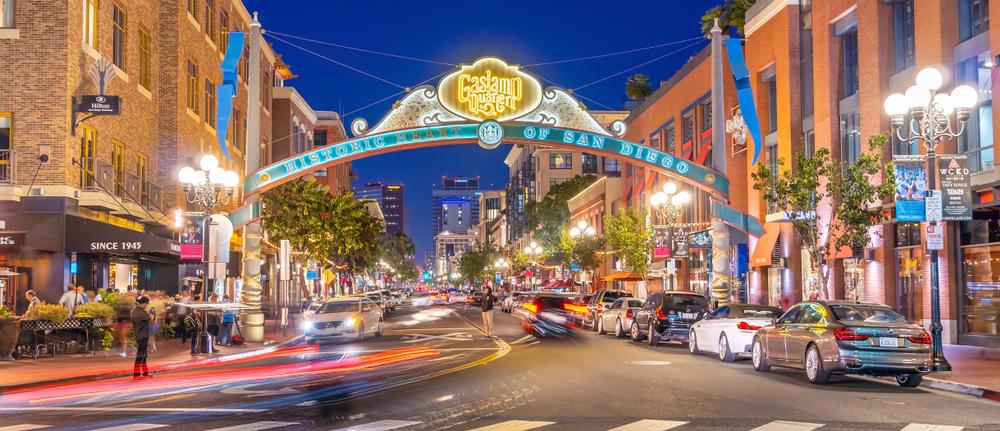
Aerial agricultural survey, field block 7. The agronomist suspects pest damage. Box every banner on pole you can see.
[652,226,671,259]
[938,154,972,221]
[893,155,928,222]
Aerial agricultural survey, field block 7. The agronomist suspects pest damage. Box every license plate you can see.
[681,312,697,320]
[878,337,900,348]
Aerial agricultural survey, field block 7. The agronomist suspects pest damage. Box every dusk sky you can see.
[243,0,722,261]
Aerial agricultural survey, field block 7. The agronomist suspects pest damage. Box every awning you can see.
[599,272,645,282]
[65,215,179,255]
[750,223,781,267]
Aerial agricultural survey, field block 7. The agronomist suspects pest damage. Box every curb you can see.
[923,376,1000,402]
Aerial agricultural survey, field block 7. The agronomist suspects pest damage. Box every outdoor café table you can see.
[17,317,110,358]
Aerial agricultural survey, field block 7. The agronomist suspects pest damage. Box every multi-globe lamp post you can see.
[524,242,543,291]
[649,181,691,290]
[177,154,240,353]
[493,257,510,289]
[569,220,596,292]
[883,67,978,372]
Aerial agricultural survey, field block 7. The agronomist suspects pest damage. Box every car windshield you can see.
[318,302,359,314]
[602,291,628,302]
[830,304,909,324]
[733,306,783,319]
[627,300,643,308]
[665,294,709,307]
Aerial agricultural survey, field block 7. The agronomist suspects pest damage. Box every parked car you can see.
[516,293,578,338]
[751,301,932,386]
[302,297,383,342]
[584,289,631,331]
[501,291,531,313]
[630,291,709,346]
[365,292,395,312]
[596,297,644,337]
[689,304,783,361]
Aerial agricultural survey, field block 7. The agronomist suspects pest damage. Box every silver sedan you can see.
[596,297,644,337]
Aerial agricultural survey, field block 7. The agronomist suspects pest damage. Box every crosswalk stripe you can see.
[607,419,689,431]
[329,420,423,431]
[900,425,964,431]
[464,420,555,431]
[750,421,824,431]
[0,425,52,431]
[88,425,168,431]
[204,421,298,431]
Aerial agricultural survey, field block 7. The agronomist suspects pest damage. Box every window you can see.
[892,115,919,155]
[957,52,995,171]
[204,79,216,126]
[218,9,228,52]
[0,0,14,28]
[80,124,96,189]
[239,42,249,81]
[664,125,675,153]
[186,60,199,114]
[682,113,694,143]
[138,28,151,90]
[799,0,814,118]
[137,152,147,203]
[649,132,660,152]
[603,157,620,173]
[314,130,327,146]
[798,304,825,324]
[700,100,712,132]
[187,0,197,21]
[765,77,778,133]
[959,0,990,41]
[0,113,8,183]
[582,153,598,174]
[549,153,572,169]
[803,129,815,157]
[262,71,271,105]
[84,0,98,48]
[549,178,567,187]
[232,107,241,150]
[204,0,214,40]
[841,28,859,98]
[112,5,126,70]
[840,111,861,165]
[892,0,915,72]
[112,140,125,197]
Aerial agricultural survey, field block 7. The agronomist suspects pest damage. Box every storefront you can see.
[895,222,925,323]
[959,218,1000,348]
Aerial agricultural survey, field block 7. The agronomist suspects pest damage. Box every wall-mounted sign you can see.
[893,155,928,222]
[0,231,25,249]
[926,223,945,251]
[726,107,747,155]
[438,57,542,122]
[78,95,120,115]
[938,154,972,221]
[689,230,713,248]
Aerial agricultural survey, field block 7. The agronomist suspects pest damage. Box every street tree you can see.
[457,242,498,285]
[526,174,598,250]
[326,192,385,280]
[751,134,894,299]
[260,178,338,260]
[604,207,652,276]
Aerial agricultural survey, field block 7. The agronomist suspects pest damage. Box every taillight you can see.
[523,301,539,314]
[564,303,588,314]
[597,304,604,312]
[625,309,633,319]
[908,331,932,344]
[833,328,870,341]
[656,308,667,320]
[736,321,761,331]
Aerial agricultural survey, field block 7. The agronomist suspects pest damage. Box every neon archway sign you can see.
[230,58,738,230]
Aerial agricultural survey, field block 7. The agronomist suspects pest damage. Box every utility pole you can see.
[710,18,733,307]
[241,12,265,342]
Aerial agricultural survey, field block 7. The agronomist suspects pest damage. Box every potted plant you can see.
[31,303,70,327]
[0,306,17,361]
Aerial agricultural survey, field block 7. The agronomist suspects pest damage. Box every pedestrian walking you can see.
[183,311,200,354]
[113,296,133,357]
[148,303,159,353]
[217,296,234,346]
[481,285,497,338]
[130,296,152,379]
[177,290,191,345]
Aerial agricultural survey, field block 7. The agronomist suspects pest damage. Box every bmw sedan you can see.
[751,301,932,387]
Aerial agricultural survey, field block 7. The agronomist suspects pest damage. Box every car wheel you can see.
[805,344,830,384]
[630,321,643,342]
[752,337,770,372]
[718,334,736,362]
[896,373,922,388]
[375,319,383,338]
[591,315,600,332]
[358,323,366,341]
[597,318,606,335]
[689,330,700,355]
[615,319,626,338]
[647,320,659,346]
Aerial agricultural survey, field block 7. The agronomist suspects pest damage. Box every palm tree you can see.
[625,74,653,104]
[701,0,757,37]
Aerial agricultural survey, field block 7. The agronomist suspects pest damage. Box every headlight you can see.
[302,321,314,331]
[345,316,358,327]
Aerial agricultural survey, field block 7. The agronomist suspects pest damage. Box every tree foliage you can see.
[625,74,653,104]
[526,174,598,250]
[457,242,498,285]
[604,207,651,276]
[377,232,418,282]
[701,0,756,36]
[751,134,894,299]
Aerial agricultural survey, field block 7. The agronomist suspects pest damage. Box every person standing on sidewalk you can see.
[481,285,497,338]
[217,297,234,346]
[130,296,152,379]
[183,310,200,355]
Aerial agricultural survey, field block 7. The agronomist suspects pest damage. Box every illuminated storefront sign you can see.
[438,57,542,122]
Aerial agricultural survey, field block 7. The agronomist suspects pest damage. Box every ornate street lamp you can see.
[524,241,543,291]
[649,181,691,291]
[178,154,239,354]
[883,67,978,372]
[568,220,596,293]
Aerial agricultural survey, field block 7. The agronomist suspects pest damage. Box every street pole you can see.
[926,147,951,372]
[710,18,733,306]
[241,12,265,342]
[198,210,214,354]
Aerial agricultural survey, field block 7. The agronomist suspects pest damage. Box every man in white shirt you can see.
[58,285,87,315]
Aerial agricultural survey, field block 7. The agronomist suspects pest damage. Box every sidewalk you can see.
[0,320,302,390]
[920,344,1000,401]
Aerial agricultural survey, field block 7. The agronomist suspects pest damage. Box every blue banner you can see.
[894,155,927,222]
[216,32,246,161]
[725,38,764,166]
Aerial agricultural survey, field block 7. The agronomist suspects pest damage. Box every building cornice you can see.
[745,0,800,36]
[274,87,318,125]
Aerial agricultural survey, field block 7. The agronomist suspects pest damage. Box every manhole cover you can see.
[627,360,672,366]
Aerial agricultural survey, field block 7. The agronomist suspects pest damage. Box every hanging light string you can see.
[343,67,456,118]
[530,70,616,111]
[264,30,458,67]
[525,36,705,67]
[266,32,407,89]
[574,39,707,91]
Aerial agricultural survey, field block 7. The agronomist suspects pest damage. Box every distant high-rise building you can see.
[432,177,480,236]
[353,182,405,235]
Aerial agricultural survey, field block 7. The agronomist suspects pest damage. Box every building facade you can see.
[312,110,351,194]
[432,176,480,236]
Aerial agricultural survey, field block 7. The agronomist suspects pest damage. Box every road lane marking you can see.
[204,421,298,431]
[901,425,964,431]
[607,419,689,431]
[0,425,51,431]
[88,424,168,431]
[750,421,824,431]
[0,407,265,413]
[329,419,423,430]
[464,420,555,431]
[510,335,535,345]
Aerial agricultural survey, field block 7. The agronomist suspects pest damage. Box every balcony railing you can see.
[0,149,12,184]
[143,181,161,210]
